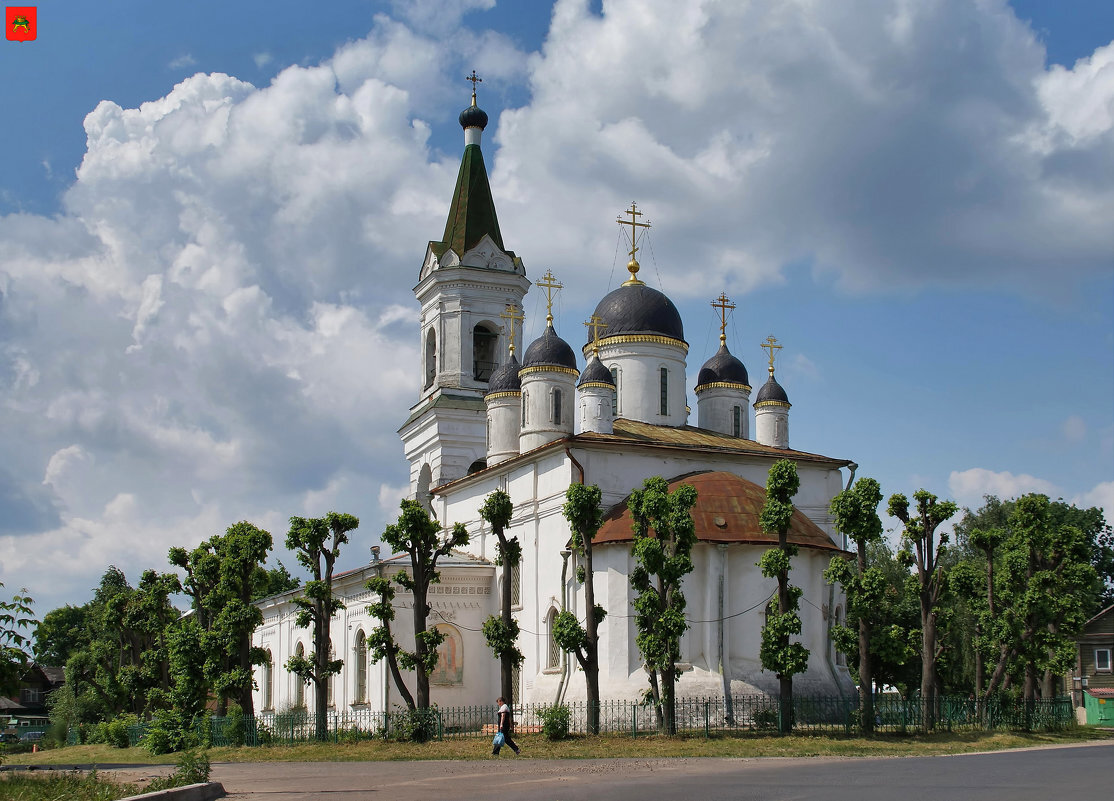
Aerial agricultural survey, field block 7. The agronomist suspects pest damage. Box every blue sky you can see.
[1,0,1111,618]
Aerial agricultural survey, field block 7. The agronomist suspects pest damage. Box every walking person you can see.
[491,696,520,756]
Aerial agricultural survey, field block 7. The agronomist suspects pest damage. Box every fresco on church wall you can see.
[431,623,464,686]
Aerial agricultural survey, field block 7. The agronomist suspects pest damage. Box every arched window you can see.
[610,367,619,416]
[552,388,562,425]
[473,323,498,381]
[424,328,437,389]
[354,631,367,704]
[521,390,528,425]
[659,367,668,415]
[732,406,741,438]
[293,642,305,707]
[546,609,560,669]
[262,650,273,710]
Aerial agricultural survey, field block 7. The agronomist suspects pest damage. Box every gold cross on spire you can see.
[535,269,563,325]
[584,314,608,355]
[760,335,782,376]
[711,292,736,345]
[500,304,524,355]
[616,202,651,286]
[466,70,482,106]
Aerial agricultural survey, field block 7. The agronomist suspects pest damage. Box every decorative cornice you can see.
[579,381,616,390]
[694,381,752,394]
[519,365,580,378]
[754,400,791,409]
[594,333,689,353]
[484,391,521,401]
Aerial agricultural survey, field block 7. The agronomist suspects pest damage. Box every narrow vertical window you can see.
[546,609,560,669]
[659,367,668,415]
[732,406,741,438]
[424,328,437,389]
[354,631,367,703]
[293,643,305,707]
[553,388,562,425]
[511,562,521,607]
[263,650,273,710]
[610,367,618,416]
[521,391,528,426]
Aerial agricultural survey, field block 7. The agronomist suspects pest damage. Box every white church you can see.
[251,86,856,721]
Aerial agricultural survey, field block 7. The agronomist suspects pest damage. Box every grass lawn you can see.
[0,771,140,801]
[6,726,1112,766]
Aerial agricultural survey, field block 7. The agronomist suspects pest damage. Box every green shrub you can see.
[385,707,439,743]
[147,749,211,791]
[336,724,365,744]
[103,714,136,749]
[142,709,199,756]
[224,704,247,747]
[539,704,571,740]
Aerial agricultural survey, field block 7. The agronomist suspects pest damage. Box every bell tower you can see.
[399,75,530,495]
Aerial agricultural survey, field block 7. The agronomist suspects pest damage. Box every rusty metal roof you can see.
[595,470,843,552]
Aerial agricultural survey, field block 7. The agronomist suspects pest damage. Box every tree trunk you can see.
[777,552,793,735]
[647,668,663,729]
[583,540,600,735]
[856,539,874,734]
[314,599,328,741]
[413,576,431,710]
[662,664,677,735]
[921,605,937,732]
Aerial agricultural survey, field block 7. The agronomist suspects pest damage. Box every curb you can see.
[118,781,226,801]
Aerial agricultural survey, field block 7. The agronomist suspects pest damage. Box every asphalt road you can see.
[107,740,1109,801]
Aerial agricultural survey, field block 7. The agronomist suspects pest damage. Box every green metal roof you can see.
[437,143,504,257]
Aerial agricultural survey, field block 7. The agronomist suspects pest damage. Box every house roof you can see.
[1085,688,1114,699]
[1084,603,1114,628]
[595,470,843,552]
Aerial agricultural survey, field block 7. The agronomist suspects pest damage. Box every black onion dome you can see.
[696,343,750,388]
[485,354,521,395]
[522,324,577,370]
[459,103,489,131]
[755,375,789,404]
[578,355,615,387]
[588,284,685,345]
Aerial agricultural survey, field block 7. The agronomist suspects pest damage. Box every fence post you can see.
[632,702,637,737]
[704,699,710,738]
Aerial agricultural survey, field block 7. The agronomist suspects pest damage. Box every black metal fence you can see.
[81,694,1074,748]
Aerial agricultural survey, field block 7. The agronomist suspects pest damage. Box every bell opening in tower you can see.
[472,323,498,381]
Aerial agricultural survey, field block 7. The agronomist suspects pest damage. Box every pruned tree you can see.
[823,476,884,733]
[888,488,957,731]
[628,475,697,736]
[553,483,607,734]
[479,490,522,706]
[1,582,36,695]
[367,499,468,711]
[169,521,273,716]
[285,512,360,741]
[759,459,809,734]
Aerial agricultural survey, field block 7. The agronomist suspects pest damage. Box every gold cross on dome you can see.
[711,292,736,345]
[535,270,563,325]
[466,70,482,105]
[760,335,782,376]
[584,314,608,355]
[500,305,524,354]
[616,202,651,285]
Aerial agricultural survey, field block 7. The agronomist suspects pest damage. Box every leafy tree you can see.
[983,494,1096,700]
[628,476,697,736]
[252,560,301,601]
[1,582,36,695]
[759,459,809,734]
[367,500,467,711]
[32,604,89,667]
[479,490,522,706]
[553,483,608,734]
[888,489,957,730]
[823,476,884,733]
[285,512,360,740]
